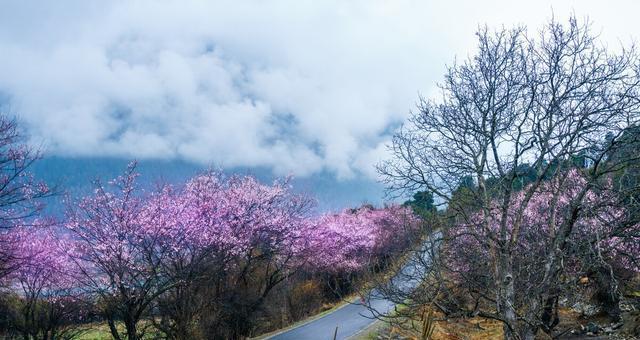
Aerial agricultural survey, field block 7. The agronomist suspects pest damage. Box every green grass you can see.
[76,329,112,340]
[73,321,160,340]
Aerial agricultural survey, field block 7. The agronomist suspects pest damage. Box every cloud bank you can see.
[0,0,638,178]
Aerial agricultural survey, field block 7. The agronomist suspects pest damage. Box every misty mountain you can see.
[31,157,388,214]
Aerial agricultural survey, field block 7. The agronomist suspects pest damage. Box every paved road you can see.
[267,295,394,340]
[267,236,435,340]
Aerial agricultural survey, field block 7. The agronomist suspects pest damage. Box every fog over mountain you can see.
[32,157,385,213]
[2,0,638,183]
[2,1,639,209]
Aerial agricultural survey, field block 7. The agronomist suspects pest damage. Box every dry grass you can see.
[428,317,504,340]
[385,314,504,340]
[73,320,160,340]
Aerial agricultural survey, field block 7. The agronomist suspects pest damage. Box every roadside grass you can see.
[346,287,503,340]
[74,321,159,340]
[358,305,619,339]
[75,324,113,340]
[348,320,385,340]
[356,313,504,340]
[427,316,504,339]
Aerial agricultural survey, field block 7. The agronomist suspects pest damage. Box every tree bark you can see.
[498,254,518,340]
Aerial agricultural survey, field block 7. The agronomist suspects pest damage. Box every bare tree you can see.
[376,16,640,339]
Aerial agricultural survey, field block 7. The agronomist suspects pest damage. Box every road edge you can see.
[251,297,358,340]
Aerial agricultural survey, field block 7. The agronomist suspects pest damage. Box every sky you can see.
[1,0,639,183]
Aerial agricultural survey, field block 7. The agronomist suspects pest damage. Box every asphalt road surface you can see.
[267,236,436,340]
[267,295,394,340]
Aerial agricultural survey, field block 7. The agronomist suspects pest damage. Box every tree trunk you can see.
[541,296,559,332]
[593,266,622,322]
[497,260,518,339]
[107,318,122,340]
[125,316,138,340]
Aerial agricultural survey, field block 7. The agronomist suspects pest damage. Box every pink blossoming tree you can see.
[444,171,640,325]
[306,205,419,273]
[145,171,315,339]
[2,226,85,339]
[64,163,176,340]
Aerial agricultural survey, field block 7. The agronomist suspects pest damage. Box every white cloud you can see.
[0,0,638,179]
